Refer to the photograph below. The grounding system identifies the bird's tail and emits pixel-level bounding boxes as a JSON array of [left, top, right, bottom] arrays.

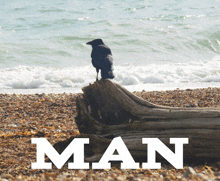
[[101, 69, 114, 79]]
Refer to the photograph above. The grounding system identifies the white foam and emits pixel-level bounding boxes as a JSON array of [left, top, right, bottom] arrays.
[[0, 58, 220, 94]]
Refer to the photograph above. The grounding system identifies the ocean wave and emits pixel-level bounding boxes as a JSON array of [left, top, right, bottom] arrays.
[[1, 0, 219, 94], [1, 57, 220, 92]]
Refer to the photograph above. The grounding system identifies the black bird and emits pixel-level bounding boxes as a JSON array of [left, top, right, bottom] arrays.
[[87, 39, 114, 81]]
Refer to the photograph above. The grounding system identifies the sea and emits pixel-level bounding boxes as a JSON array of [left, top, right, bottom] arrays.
[[0, 0, 220, 94]]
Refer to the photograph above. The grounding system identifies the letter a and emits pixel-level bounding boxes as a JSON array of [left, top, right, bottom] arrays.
[[142, 138, 188, 169], [92, 137, 139, 169], [31, 138, 89, 169]]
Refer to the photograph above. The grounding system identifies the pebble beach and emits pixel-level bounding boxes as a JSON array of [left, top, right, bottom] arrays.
[[0, 87, 220, 180]]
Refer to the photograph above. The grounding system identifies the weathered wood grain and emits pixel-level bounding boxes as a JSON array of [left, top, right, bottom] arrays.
[[73, 80, 220, 162]]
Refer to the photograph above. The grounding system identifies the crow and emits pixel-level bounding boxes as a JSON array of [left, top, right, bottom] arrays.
[[87, 39, 114, 81]]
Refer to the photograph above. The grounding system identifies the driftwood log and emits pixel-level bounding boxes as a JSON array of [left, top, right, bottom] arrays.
[[55, 79, 220, 164]]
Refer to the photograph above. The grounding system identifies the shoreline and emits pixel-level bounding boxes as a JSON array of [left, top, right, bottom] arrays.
[[2, 81, 220, 95], [0, 87, 219, 180]]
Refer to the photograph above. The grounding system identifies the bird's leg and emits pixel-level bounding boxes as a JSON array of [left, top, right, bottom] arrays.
[[96, 68, 99, 82]]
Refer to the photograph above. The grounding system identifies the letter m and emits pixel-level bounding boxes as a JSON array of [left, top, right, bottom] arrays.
[[31, 138, 89, 169]]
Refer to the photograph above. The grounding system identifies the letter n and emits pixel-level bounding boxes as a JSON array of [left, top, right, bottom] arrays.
[[31, 138, 89, 169], [142, 138, 188, 169]]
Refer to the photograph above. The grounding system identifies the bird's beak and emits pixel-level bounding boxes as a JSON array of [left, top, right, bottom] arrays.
[[86, 41, 92, 45]]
